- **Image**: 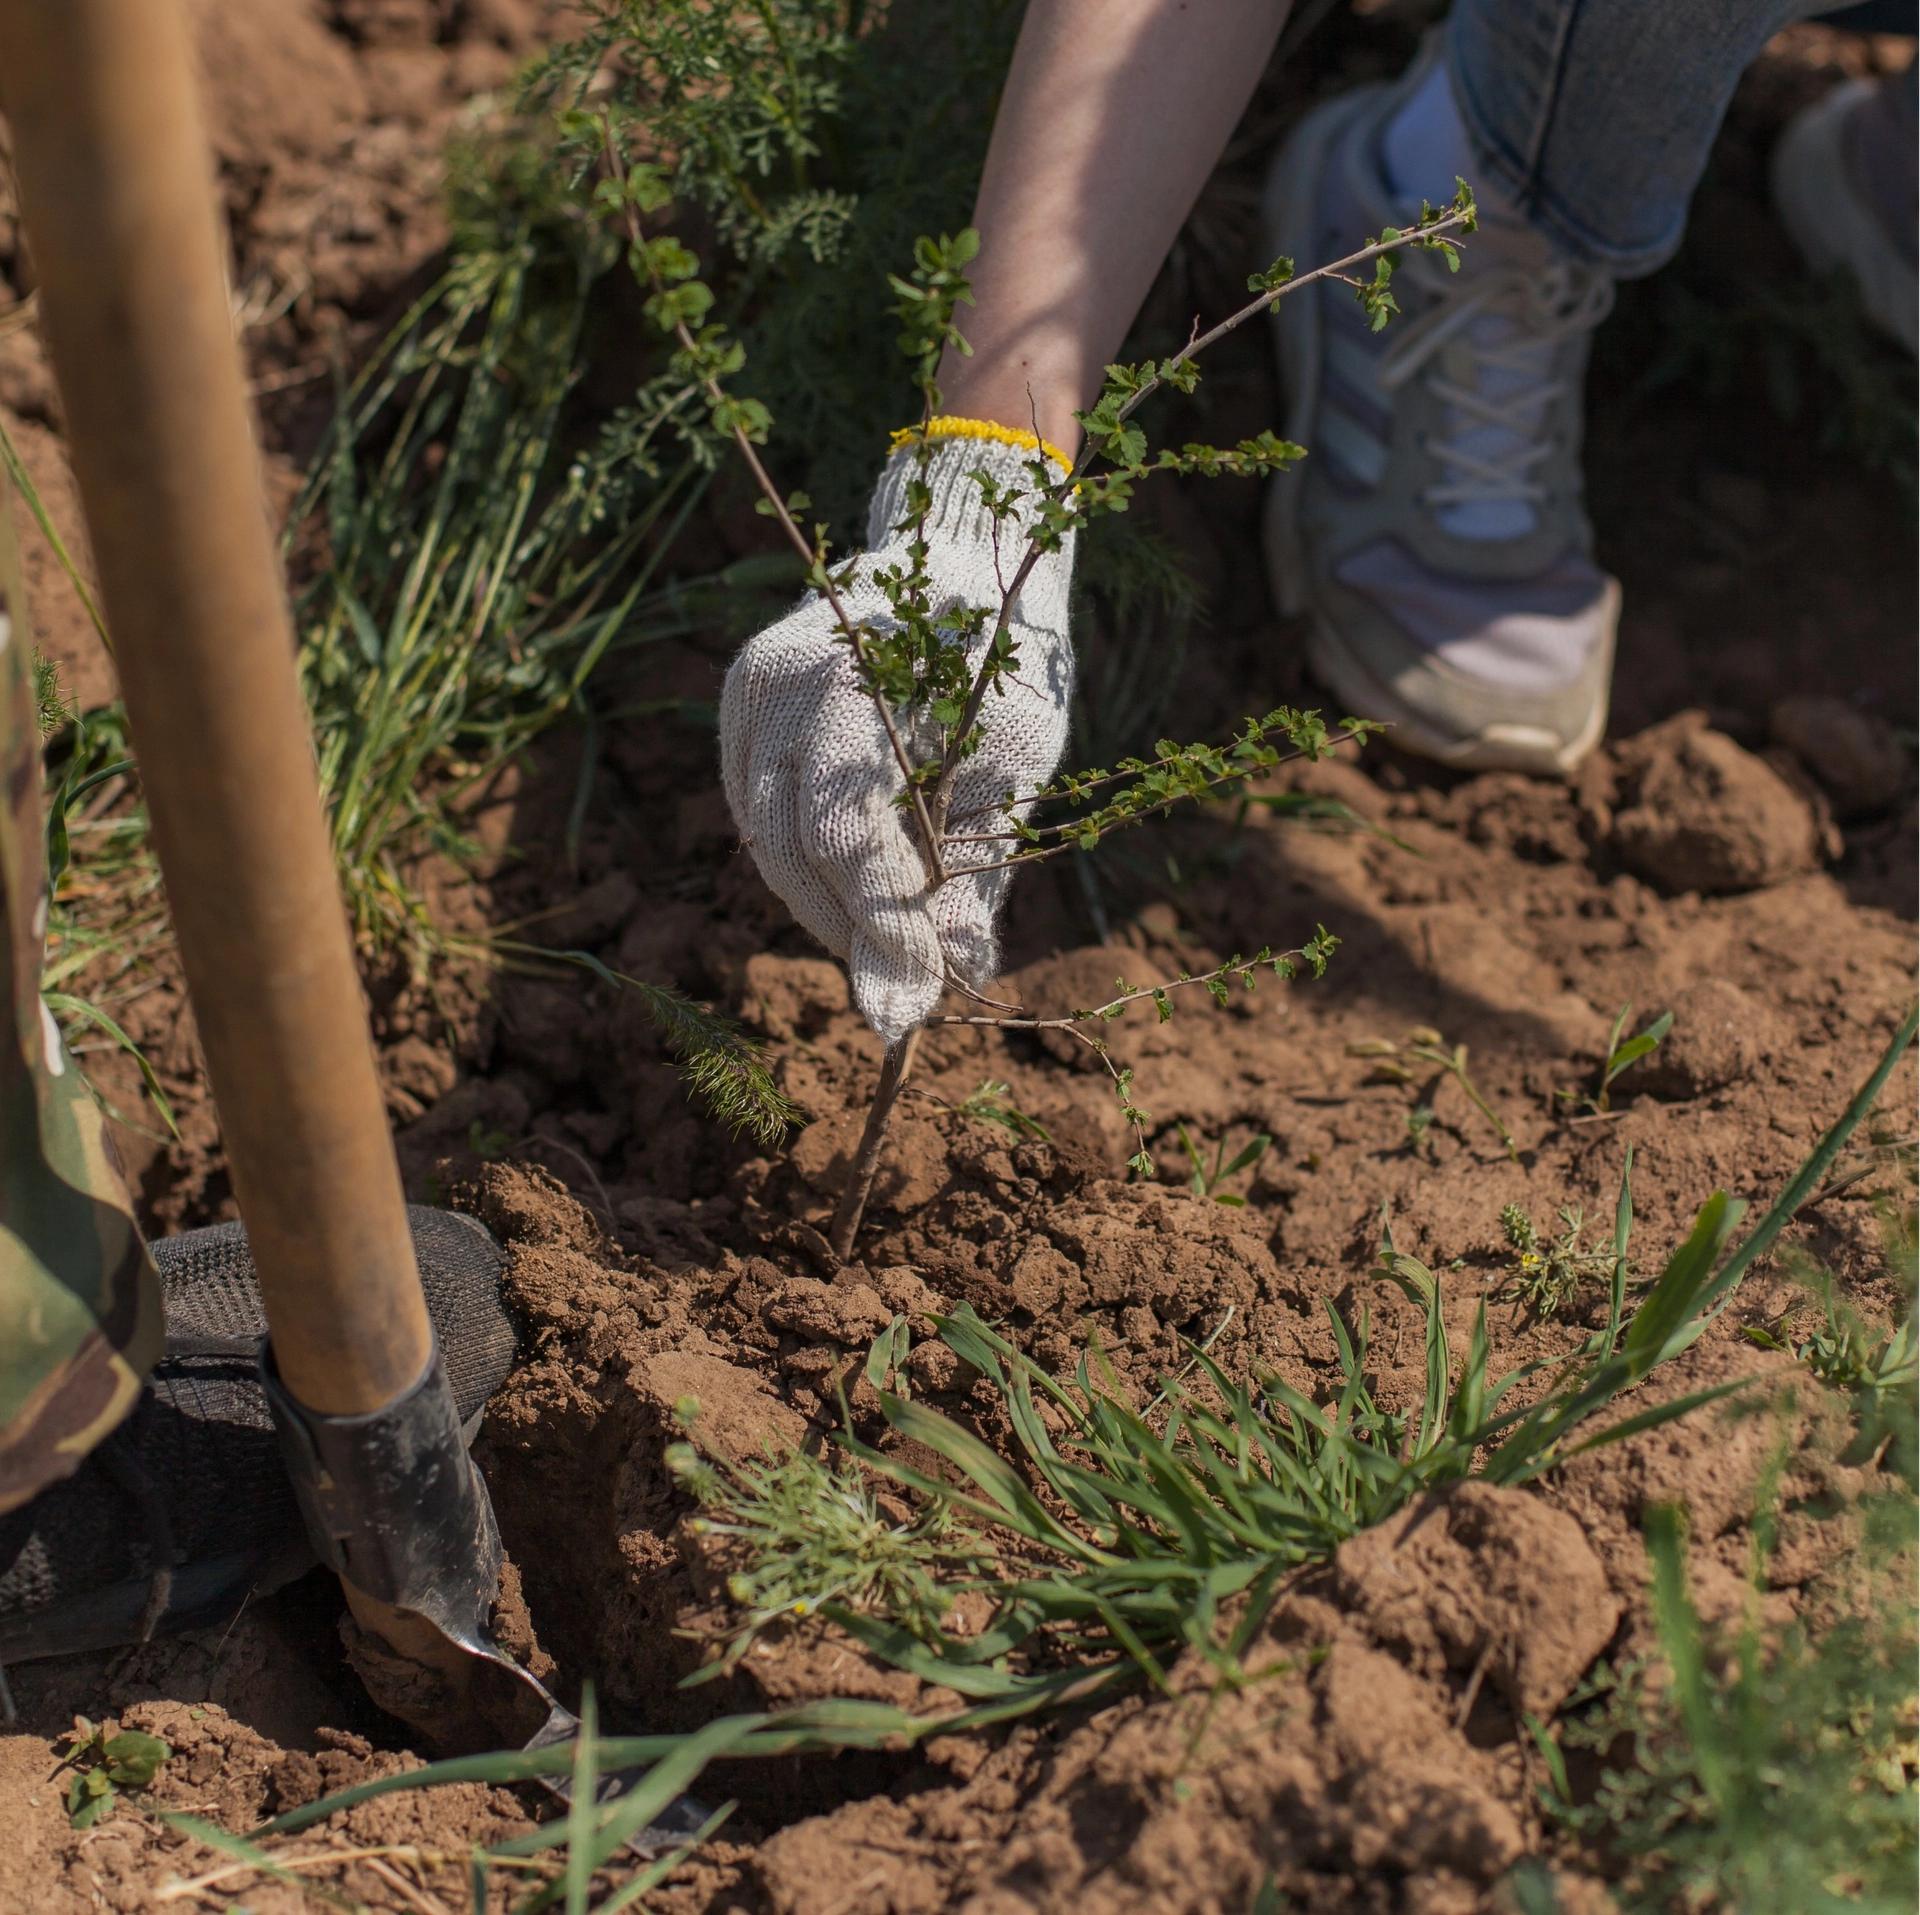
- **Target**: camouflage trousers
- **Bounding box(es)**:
[0,495,160,1517]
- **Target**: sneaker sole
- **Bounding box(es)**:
[1259,89,1612,778]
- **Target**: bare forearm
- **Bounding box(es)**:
[938,0,1290,453]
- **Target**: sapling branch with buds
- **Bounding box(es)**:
[587,102,1474,1258]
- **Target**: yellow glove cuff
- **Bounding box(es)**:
[887,414,1074,477]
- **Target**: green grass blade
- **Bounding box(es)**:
[563,1686,598,1915]
[858,1392,1108,1558]
[42,991,178,1136]
[828,1612,1034,1696]
[593,1801,735,1915]
[1374,1215,1448,1457]
[1219,1134,1271,1181]
[1604,1144,1635,1356]
[1446,1304,1490,1442]
[1548,1374,1768,1471]
[1177,1121,1204,1193]
[1619,1190,1744,1372]
[1604,1011,1672,1088]
[0,413,110,644]
[1645,1504,1731,1807]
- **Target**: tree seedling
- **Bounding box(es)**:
[1349,1027,1519,1163]
[1177,1124,1271,1206]
[52,1716,169,1828]
[551,70,1475,1255]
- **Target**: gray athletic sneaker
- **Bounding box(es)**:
[1263,75,1620,775]
[1771,75,1918,356]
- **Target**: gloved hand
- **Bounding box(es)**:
[720,422,1076,1046]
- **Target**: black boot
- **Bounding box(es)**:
[0,1207,515,1664]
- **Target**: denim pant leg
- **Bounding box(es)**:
[1446,0,1827,275]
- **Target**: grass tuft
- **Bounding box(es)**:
[222,1010,1916,1900]
[288,218,710,963]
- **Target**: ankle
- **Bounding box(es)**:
[1381,53,1552,265]
[1381,53,1475,208]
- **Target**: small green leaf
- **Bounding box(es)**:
[102,1731,170,1787]
[68,1769,114,1828]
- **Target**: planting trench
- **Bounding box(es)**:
[1,5,1915,1911]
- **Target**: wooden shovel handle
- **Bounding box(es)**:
[0,0,432,1413]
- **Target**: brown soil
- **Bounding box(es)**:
[2,9,1915,1913]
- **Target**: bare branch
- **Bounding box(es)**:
[929,943,1324,1033]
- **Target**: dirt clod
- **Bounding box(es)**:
[1637,976,1781,1097]
[1607,713,1832,893]
[1328,1481,1622,1718]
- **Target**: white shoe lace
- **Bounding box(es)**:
[1377,261,1615,515]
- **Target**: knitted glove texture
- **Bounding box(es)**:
[720,435,1075,1047]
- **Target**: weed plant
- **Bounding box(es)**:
[949,1078,1052,1144]
[666,1430,983,1678]
[1498,1201,1629,1318]
[9,201,801,1143]
[1177,1125,1272,1206]
[717,1015,1911,1716]
[52,1717,170,1830]
[1350,1025,1520,1161]
[787,1013,1904,1708]
[235,1010,1916,1910]
[289,211,706,960]
[1745,1190,1918,1480]
[1559,1000,1674,1118]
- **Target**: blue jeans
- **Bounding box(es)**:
[1447,0,1830,274]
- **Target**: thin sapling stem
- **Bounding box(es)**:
[829,1030,921,1262]
[602,127,946,888]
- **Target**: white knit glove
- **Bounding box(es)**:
[720,426,1076,1048]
